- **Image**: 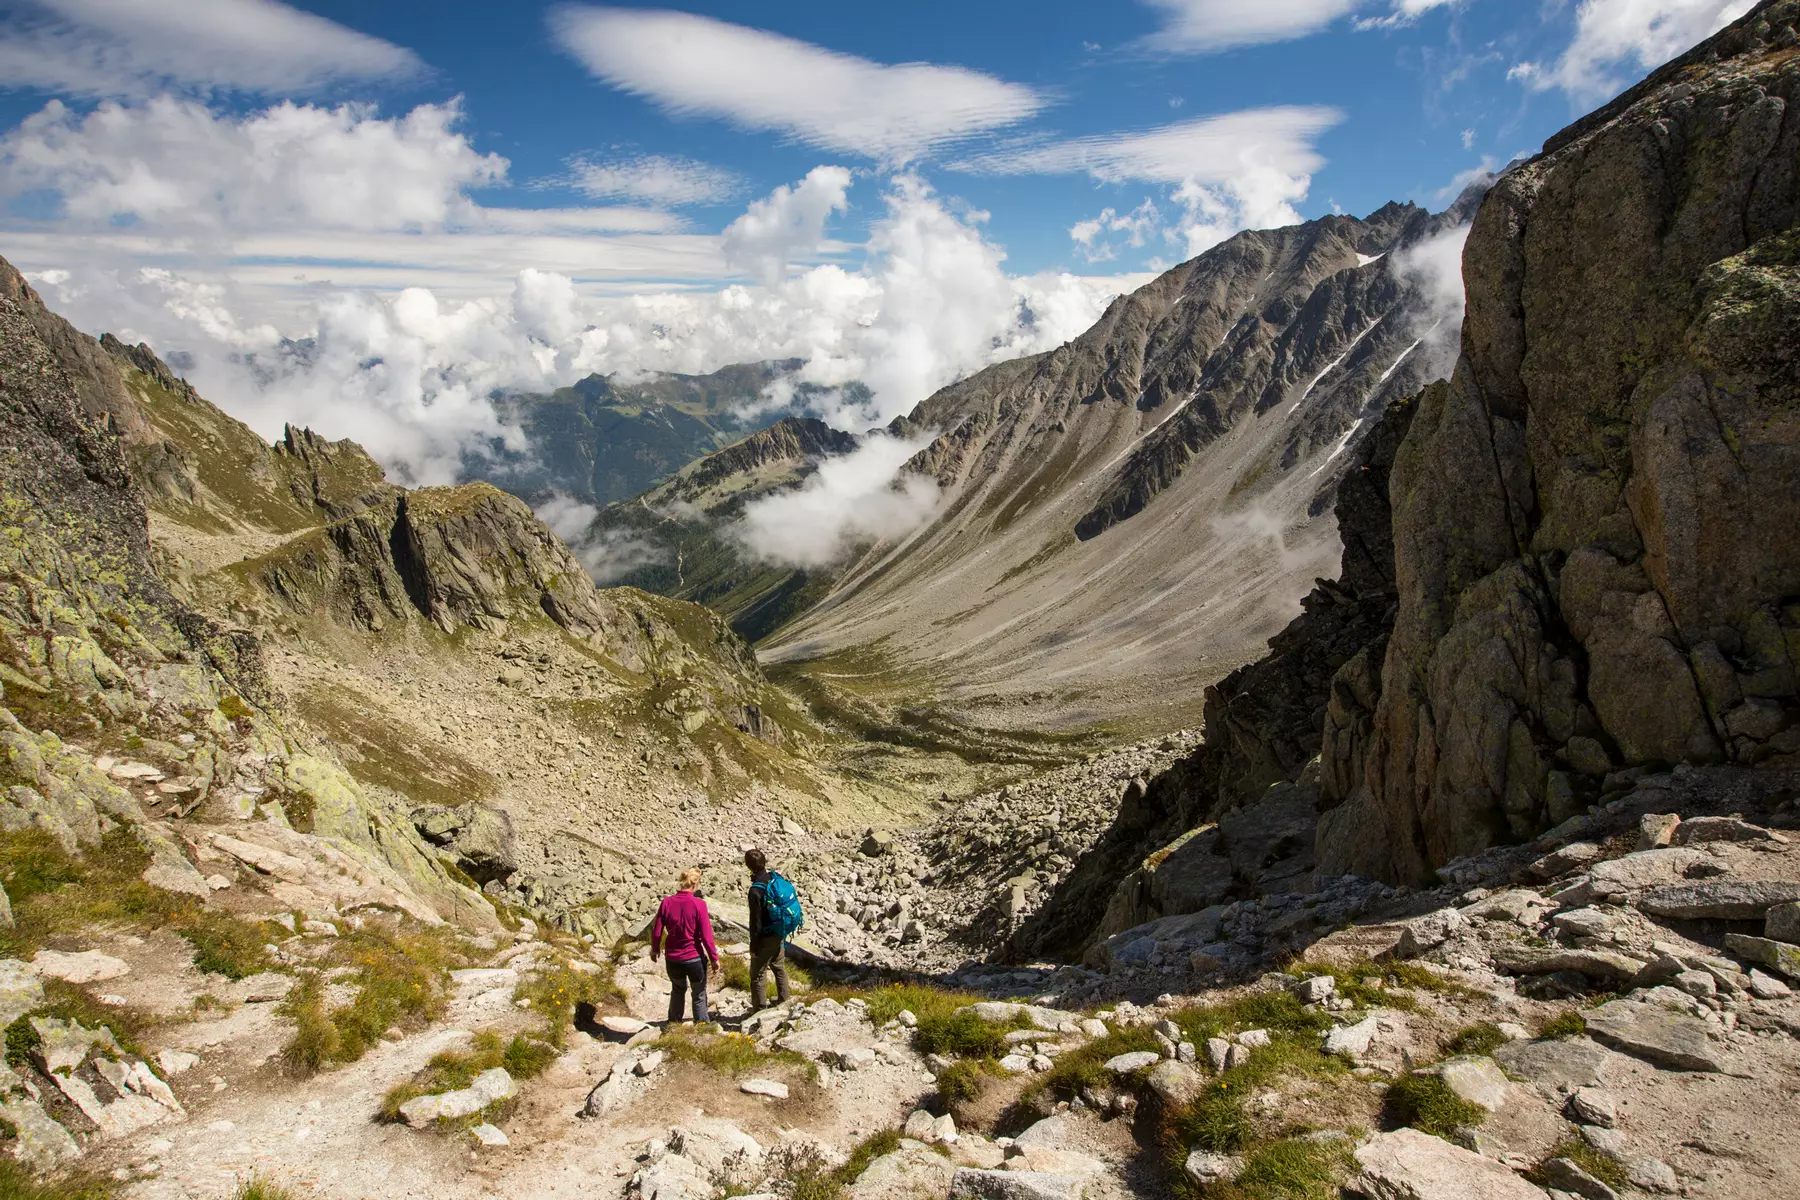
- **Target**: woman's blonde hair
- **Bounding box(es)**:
[678,867,703,891]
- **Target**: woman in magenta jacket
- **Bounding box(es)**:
[649,867,722,1023]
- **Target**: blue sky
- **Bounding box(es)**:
[0,0,1758,481]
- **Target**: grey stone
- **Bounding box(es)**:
[740,1079,788,1099]
[1144,1060,1205,1107]
[1637,881,1800,920]
[1295,975,1335,1003]
[1323,1015,1380,1058]
[1204,1037,1230,1071]
[1636,814,1680,852]
[1747,968,1792,998]
[1724,933,1800,981]
[948,1167,1087,1200]
[470,1122,509,1146]
[1493,1038,1619,1091]
[1566,1087,1617,1128]
[1672,816,1786,846]
[1537,1157,1619,1200]
[1552,908,1621,940]
[1183,1150,1245,1184]
[1765,901,1800,944]
[1488,944,1646,983]
[399,1068,516,1127]
[1103,1050,1159,1073]
[0,958,44,1028]
[1532,843,1604,879]
[1625,1158,1679,1193]
[1580,1126,1629,1157]
[1583,1000,1730,1072]
[1352,1128,1551,1199]
[1426,1056,1510,1111]
[1396,907,1466,957]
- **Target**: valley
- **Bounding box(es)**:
[0,4,1799,1200]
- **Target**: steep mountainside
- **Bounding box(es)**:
[1019,0,1800,958]
[744,198,1478,734]
[472,361,864,506]
[586,416,860,640]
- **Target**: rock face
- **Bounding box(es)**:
[1324,2,1800,880]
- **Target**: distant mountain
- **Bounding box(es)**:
[596,195,1487,737]
[468,360,869,506]
[586,415,859,642]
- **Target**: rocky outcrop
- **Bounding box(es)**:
[1325,0,1800,882]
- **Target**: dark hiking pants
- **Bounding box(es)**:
[749,935,790,1010]
[666,956,708,1023]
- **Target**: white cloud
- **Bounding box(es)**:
[721,166,853,286]
[1139,0,1357,53]
[1353,0,1464,30]
[0,0,422,98]
[559,154,742,207]
[548,5,1047,162]
[733,433,940,567]
[17,165,1134,486]
[535,492,668,582]
[1070,200,1163,262]
[1391,220,1470,349]
[1460,128,1476,150]
[1526,0,1756,104]
[963,107,1340,258]
[1,96,504,235]
[953,106,1340,185]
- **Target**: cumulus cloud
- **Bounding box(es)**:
[558,153,742,207]
[733,433,941,567]
[1139,0,1358,53]
[19,166,1131,485]
[549,6,1047,162]
[1070,200,1162,262]
[1523,0,1756,104]
[722,166,853,286]
[0,0,422,98]
[0,96,504,235]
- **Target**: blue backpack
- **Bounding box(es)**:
[759,872,805,939]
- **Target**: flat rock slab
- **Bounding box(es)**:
[1494,1037,1623,1092]
[1638,881,1800,920]
[1429,1056,1511,1111]
[1353,1128,1549,1199]
[958,1002,1075,1032]
[1324,1015,1380,1058]
[1487,945,1645,982]
[1583,1000,1730,1072]
[1102,1051,1160,1073]
[31,949,130,984]
[1724,933,1800,981]
[740,1079,789,1099]
[948,1167,1088,1200]
[0,959,45,1028]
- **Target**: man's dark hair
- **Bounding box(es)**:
[745,848,767,873]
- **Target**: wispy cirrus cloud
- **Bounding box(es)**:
[547,5,1049,162]
[0,0,423,98]
[1138,0,1359,53]
[557,153,743,207]
[957,106,1342,255]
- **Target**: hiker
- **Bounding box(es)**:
[649,867,721,1024]
[745,847,802,1010]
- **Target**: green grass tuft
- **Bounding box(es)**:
[1537,1010,1587,1039]
[236,1176,306,1200]
[281,925,465,1076]
[661,1024,815,1079]
[1525,1139,1630,1192]
[378,1029,555,1128]
[513,957,624,1048]
[1200,1136,1358,1200]
[1383,1072,1486,1137]
[1444,1023,1508,1058]
[0,1157,119,1200]
[935,1058,987,1107]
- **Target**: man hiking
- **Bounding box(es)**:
[745,848,802,1011]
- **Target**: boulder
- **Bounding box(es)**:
[1144,1060,1205,1107]
[1395,908,1465,957]
[850,1144,957,1200]
[1323,1015,1381,1058]
[0,958,44,1027]
[1103,1051,1159,1073]
[1566,1088,1617,1128]
[1671,816,1787,846]
[410,802,517,884]
[1487,945,1646,984]
[948,1168,1087,1200]
[1536,1157,1620,1200]
[1765,901,1800,944]
[1636,881,1800,920]
[740,1078,788,1099]
[1183,1151,1245,1185]
[667,1120,762,1172]
[1724,933,1800,981]
[1425,1056,1510,1111]
[1583,1000,1730,1072]
[399,1067,516,1127]
[1353,1129,1549,1199]
[1636,814,1681,851]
